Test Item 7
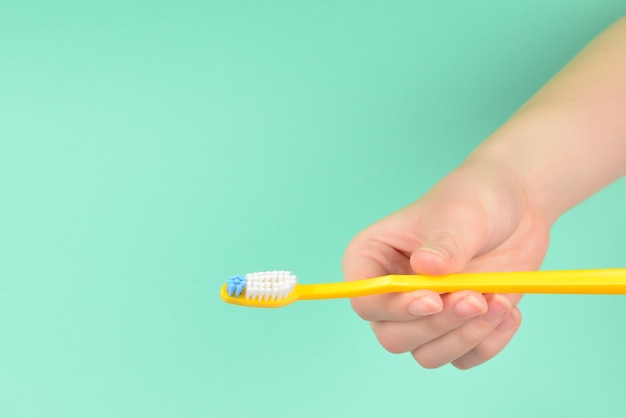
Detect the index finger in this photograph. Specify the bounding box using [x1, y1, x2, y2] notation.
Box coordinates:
[342, 252, 442, 322]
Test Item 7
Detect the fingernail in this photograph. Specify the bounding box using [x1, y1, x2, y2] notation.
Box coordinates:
[482, 295, 512, 322]
[415, 247, 446, 260]
[452, 295, 486, 318]
[495, 312, 519, 332]
[408, 296, 443, 316]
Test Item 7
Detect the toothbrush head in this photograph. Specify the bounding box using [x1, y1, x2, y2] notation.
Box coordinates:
[221, 270, 299, 308]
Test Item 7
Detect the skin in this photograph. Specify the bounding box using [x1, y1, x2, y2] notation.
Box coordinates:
[342, 16, 626, 369]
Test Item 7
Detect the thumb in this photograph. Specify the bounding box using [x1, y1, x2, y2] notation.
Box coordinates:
[408, 159, 531, 276]
[410, 208, 488, 276]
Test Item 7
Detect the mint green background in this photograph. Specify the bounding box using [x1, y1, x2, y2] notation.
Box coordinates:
[1, 1, 625, 417]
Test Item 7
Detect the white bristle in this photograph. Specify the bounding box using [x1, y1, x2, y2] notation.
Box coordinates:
[244, 270, 297, 301]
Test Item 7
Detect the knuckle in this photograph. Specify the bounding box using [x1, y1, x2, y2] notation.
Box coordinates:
[423, 316, 448, 337]
[412, 349, 444, 369]
[350, 299, 371, 320]
[373, 325, 408, 354]
[473, 340, 507, 362]
[457, 323, 487, 347]
[451, 359, 474, 370]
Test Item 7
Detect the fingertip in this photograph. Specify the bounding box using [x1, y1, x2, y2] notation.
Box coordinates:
[452, 294, 488, 318]
[407, 293, 443, 316]
[495, 307, 522, 333]
[410, 247, 452, 276]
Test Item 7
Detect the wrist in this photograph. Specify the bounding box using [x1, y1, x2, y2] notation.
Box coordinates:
[468, 102, 626, 225]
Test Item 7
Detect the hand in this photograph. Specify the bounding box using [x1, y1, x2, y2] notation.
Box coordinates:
[342, 158, 551, 369]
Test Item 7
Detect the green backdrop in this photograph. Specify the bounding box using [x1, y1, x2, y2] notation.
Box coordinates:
[1, 1, 625, 417]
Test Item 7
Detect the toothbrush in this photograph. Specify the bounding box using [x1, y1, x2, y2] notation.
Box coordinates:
[220, 268, 626, 308]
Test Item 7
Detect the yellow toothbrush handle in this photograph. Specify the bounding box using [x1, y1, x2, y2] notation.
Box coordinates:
[297, 268, 626, 299]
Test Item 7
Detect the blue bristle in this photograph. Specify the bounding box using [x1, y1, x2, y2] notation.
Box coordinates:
[226, 276, 246, 297]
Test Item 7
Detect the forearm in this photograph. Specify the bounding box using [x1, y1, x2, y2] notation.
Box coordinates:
[470, 16, 626, 224]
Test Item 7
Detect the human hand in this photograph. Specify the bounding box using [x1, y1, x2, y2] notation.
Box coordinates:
[342, 158, 551, 369]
